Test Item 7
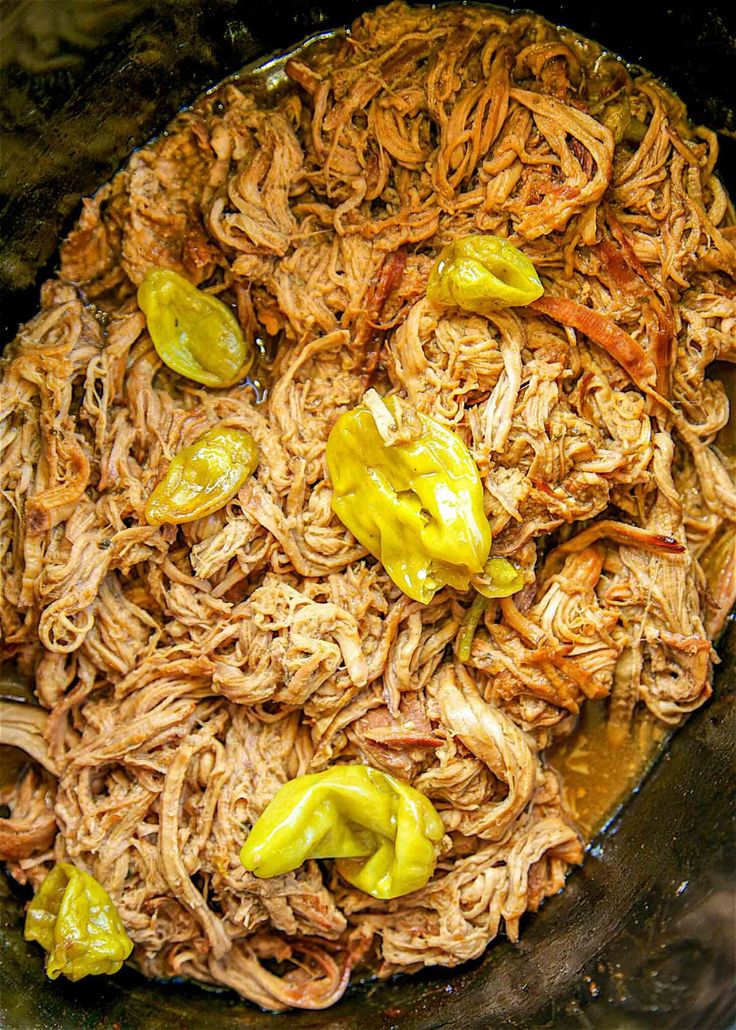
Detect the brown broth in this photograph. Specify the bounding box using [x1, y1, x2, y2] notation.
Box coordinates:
[547, 701, 669, 840]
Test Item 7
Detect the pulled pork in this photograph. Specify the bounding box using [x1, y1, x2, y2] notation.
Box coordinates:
[0, 1, 734, 1011]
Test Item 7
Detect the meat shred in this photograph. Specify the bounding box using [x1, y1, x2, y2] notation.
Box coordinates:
[1, 2, 734, 1010]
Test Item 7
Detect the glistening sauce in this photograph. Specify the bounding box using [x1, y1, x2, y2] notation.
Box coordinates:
[547, 702, 668, 840]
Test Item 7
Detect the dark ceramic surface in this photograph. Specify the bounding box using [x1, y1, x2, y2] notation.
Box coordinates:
[0, 2, 734, 1027]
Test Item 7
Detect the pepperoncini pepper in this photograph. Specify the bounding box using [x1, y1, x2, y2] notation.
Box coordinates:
[456, 559, 525, 660]
[473, 556, 526, 599]
[138, 268, 253, 387]
[24, 863, 133, 981]
[145, 426, 258, 525]
[457, 593, 488, 662]
[427, 234, 544, 314]
[240, 765, 444, 900]
[326, 391, 491, 604]
[455, 558, 524, 661]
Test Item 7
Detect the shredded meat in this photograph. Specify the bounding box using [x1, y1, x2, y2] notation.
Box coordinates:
[0, 1, 733, 1011]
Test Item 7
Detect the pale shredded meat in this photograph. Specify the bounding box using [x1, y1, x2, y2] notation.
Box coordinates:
[0, 2, 734, 1010]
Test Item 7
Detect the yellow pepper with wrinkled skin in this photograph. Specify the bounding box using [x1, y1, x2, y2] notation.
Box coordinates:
[24, 863, 133, 981]
[427, 234, 544, 314]
[138, 268, 253, 387]
[145, 426, 258, 525]
[326, 394, 491, 603]
[240, 765, 444, 900]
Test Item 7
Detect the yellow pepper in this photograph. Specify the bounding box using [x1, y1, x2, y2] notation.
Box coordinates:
[138, 268, 253, 387]
[474, 556, 526, 599]
[24, 863, 133, 981]
[427, 234, 544, 314]
[240, 765, 444, 900]
[456, 559, 524, 660]
[145, 426, 258, 525]
[457, 593, 488, 662]
[326, 392, 491, 603]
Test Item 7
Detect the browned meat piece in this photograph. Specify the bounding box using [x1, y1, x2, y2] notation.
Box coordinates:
[0, 767, 57, 863]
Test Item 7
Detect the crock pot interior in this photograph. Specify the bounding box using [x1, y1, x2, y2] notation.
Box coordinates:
[0, 3, 734, 1027]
